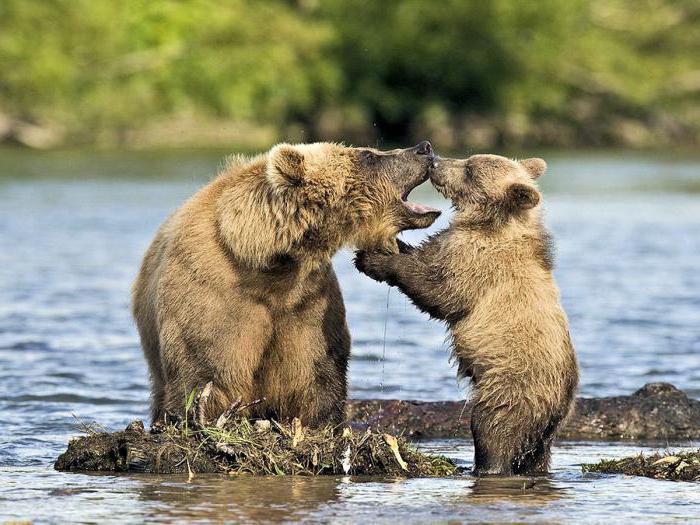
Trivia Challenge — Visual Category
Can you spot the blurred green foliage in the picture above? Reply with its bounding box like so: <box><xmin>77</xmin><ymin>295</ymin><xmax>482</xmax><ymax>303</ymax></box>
<box><xmin>0</xmin><ymin>0</ymin><xmax>698</xmax><ymax>149</ymax></box>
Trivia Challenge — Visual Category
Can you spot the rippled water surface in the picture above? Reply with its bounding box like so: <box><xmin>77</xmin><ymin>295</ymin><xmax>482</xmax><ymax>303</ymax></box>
<box><xmin>1</xmin><ymin>149</ymin><xmax>699</xmax><ymax>523</ymax></box>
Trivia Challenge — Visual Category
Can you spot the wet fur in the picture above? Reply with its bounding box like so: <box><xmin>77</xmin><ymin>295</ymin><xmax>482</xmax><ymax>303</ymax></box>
<box><xmin>356</xmin><ymin>154</ymin><xmax>579</xmax><ymax>475</ymax></box>
<box><xmin>132</xmin><ymin>142</ymin><xmax>438</xmax><ymax>426</ymax></box>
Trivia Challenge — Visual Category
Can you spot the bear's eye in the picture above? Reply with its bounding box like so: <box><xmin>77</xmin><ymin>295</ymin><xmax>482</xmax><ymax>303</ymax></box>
<box><xmin>361</xmin><ymin>150</ymin><xmax>378</xmax><ymax>161</ymax></box>
<box><xmin>360</xmin><ymin>150</ymin><xmax>381</xmax><ymax>169</ymax></box>
<box><xmin>464</xmin><ymin>166</ymin><xmax>473</xmax><ymax>181</ymax></box>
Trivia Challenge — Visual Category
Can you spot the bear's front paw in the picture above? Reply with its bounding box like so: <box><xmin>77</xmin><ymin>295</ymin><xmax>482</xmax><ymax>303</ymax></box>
<box><xmin>354</xmin><ymin>251</ymin><xmax>391</xmax><ymax>282</ymax></box>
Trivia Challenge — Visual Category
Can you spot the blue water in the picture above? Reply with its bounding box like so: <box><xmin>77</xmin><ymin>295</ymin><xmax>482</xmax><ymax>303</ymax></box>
<box><xmin>1</xmin><ymin>149</ymin><xmax>699</xmax><ymax>523</ymax></box>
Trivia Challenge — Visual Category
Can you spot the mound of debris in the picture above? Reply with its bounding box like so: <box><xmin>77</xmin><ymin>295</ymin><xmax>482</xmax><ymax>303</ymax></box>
<box><xmin>582</xmin><ymin>450</ymin><xmax>700</xmax><ymax>482</ymax></box>
<box><xmin>55</xmin><ymin>385</ymin><xmax>456</xmax><ymax>477</ymax></box>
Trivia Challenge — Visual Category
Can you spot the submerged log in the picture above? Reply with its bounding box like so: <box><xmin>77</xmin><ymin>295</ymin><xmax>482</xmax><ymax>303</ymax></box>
<box><xmin>348</xmin><ymin>383</ymin><xmax>700</xmax><ymax>441</ymax></box>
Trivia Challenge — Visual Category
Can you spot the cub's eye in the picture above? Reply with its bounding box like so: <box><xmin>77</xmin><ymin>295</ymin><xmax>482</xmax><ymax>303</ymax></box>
<box><xmin>464</xmin><ymin>166</ymin><xmax>473</xmax><ymax>180</ymax></box>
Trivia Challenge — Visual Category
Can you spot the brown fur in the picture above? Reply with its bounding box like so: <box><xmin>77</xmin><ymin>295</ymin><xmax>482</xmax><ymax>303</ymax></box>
<box><xmin>132</xmin><ymin>142</ymin><xmax>439</xmax><ymax>426</ymax></box>
<box><xmin>355</xmin><ymin>154</ymin><xmax>579</xmax><ymax>475</ymax></box>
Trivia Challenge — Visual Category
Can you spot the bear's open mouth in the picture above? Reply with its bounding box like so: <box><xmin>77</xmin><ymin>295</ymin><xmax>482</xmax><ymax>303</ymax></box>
<box><xmin>401</xmin><ymin>178</ymin><xmax>440</xmax><ymax>216</ymax></box>
<box><xmin>403</xmin><ymin>200</ymin><xmax>440</xmax><ymax>215</ymax></box>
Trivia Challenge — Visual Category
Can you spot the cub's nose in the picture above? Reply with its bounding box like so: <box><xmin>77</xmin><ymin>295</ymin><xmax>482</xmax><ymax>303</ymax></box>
<box><xmin>415</xmin><ymin>140</ymin><xmax>433</xmax><ymax>156</ymax></box>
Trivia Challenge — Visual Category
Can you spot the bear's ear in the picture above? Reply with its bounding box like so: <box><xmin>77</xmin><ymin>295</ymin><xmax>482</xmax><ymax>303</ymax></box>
<box><xmin>519</xmin><ymin>158</ymin><xmax>547</xmax><ymax>179</ymax></box>
<box><xmin>267</xmin><ymin>143</ymin><xmax>306</xmax><ymax>188</ymax></box>
<box><xmin>503</xmin><ymin>183</ymin><xmax>540</xmax><ymax>212</ymax></box>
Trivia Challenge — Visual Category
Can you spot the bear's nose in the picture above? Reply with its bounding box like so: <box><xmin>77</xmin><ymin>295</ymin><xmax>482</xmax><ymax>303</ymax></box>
<box><xmin>415</xmin><ymin>140</ymin><xmax>433</xmax><ymax>156</ymax></box>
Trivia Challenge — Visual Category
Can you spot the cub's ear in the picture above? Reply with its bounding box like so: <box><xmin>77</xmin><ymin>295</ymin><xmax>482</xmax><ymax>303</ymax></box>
<box><xmin>267</xmin><ymin>143</ymin><xmax>305</xmax><ymax>188</ymax></box>
<box><xmin>519</xmin><ymin>158</ymin><xmax>547</xmax><ymax>179</ymax></box>
<box><xmin>504</xmin><ymin>183</ymin><xmax>540</xmax><ymax>212</ymax></box>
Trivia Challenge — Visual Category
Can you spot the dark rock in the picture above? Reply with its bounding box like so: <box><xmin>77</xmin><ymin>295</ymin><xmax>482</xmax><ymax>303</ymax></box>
<box><xmin>347</xmin><ymin>399</ymin><xmax>471</xmax><ymax>439</ymax></box>
<box><xmin>347</xmin><ymin>383</ymin><xmax>700</xmax><ymax>441</ymax></box>
<box><xmin>560</xmin><ymin>382</ymin><xmax>700</xmax><ymax>441</ymax></box>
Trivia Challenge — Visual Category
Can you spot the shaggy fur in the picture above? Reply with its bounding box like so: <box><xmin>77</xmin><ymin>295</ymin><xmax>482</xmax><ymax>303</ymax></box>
<box><xmin>355</xmin><ymin>154</ymin><xmax>579</xmax><ymax>475</ymax></box>
<box><xmin>132</xmin><ymin>142</ymin><xmax>439</xmax><ymax>426</ymax></box>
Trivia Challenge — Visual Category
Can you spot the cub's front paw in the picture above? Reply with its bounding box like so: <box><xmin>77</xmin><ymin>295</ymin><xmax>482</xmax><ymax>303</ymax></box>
<box><xmin>354</xmin><ymin>250</ymin><xmax>391</xmax><ymax>282</ymax></box>
<box><xmin>395</xmin><ymin>238</ymin><xmax>416</xmax><ymax>254</ymax></box>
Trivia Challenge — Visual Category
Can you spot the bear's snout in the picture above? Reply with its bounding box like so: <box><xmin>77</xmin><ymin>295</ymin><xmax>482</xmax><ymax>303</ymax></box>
<box><xmin>414</xmin><ymin>140</ymin><xmax>434</xmax><ymax>157</ymax></box>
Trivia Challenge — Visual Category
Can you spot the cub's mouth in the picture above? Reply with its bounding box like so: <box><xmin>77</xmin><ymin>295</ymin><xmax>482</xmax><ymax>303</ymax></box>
<box><xmin>428</xmin><ymin>156</ymin><xmax>452</xmax><ymax>198</ymax></box>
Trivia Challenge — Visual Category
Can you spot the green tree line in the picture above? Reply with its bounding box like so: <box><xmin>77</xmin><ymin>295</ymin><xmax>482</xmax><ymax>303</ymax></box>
<box><xmin>0</xmin><ymin>0</ymin><xmax>698</xmax><ymax>149</ymax></box>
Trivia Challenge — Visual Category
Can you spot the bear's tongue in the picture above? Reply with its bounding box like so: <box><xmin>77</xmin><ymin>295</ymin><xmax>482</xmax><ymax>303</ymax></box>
<box><xmin>403</xmin><ymin>201</ymin><xmax>440</xmax><ymax>215</ymax></box>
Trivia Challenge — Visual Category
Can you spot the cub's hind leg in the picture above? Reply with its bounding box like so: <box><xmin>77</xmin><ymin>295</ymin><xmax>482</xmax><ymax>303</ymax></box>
<box><xmin>471</xmin><ymin>403</ymin><xmax>519</xmax><ymax>476</ymax></box>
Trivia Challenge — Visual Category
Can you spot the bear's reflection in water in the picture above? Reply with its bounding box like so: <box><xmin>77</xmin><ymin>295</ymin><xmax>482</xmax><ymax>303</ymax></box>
<box><xmin>134</xmin><ymin>474</ymin><xmax>342</xmax><ymax>522</ymax></box>
<box><xmin>131</xmin><ymin>473</ymin><xmax>564</xmax><ymax>522</ymax></box>
<box><xmin>466</xmin><ymin>476</ymin><xmax>566</xmax><ymax>504</ymax></box>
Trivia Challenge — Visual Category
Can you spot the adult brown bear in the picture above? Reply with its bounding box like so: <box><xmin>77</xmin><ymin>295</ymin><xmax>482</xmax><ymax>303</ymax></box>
<box><xmin>132</xmin><ymin>141</ymin><xmax>440</xmax><ymax>426</ymax></box>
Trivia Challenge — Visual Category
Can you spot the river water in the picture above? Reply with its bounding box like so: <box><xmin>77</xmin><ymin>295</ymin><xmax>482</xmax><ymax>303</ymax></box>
<box><xmin>1</xmin><ymin>149</ymin><xmax>699</xmax><ymax>523</ymax></box>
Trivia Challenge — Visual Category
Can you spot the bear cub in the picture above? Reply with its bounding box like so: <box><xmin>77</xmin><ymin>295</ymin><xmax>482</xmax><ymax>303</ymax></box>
<box><xmin>355</xmin><ymin>154</ymin><xmax>579</xmax><ymax>476</ymax></box>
